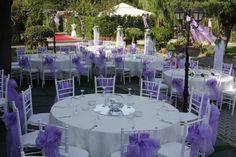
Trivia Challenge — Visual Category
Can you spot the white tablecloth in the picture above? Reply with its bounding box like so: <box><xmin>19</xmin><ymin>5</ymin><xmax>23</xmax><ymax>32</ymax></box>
<box><xmin>50</xmin><ymin>94</ymin><xmax>180</xmax><ymax>157</ymax></box>
<box><xmin>163</xmin><ymin>69</ymin><xmax>234</xmax><ymax>92</ymax></box>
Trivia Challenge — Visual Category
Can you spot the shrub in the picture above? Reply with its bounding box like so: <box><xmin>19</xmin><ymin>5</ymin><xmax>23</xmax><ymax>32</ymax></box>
<box><xmin>125</xmin><ymin>27</ymin><xmax>143</xmax><ymax>43</ymax></box>
<box><xmin>24</xmin><ymin>25</ymin><xmax>54</xmax><ymax>49</ymax></box>
<box><xmin>151</xmin><ymin>27</ymin><xmax>172</xmax><ymax>50</ymax></box>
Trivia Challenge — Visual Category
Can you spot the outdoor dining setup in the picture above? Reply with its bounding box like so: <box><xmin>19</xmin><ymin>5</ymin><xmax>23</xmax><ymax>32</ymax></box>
<box><xmin>1</xmin><ymin>1</ymin><xmax>236</xmax><ymax>157</ymax></box>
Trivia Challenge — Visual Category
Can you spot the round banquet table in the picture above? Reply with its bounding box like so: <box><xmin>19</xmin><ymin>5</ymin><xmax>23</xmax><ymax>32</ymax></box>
<box><xmin>163</xmin><ymin>68</ymin><xmax>234</xmax><ymax>92</ymax></box>
<box><xmin>50</xmin><ymin>94</ymin><xmax>180</xmax><ymax>157</ymax></box>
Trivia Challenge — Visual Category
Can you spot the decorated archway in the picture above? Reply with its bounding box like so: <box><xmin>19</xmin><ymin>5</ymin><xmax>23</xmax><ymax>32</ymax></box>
<box><xmin>52</xmin><ymin>10</ymin><xmax>85</xmax><ymax>38</ymax></box>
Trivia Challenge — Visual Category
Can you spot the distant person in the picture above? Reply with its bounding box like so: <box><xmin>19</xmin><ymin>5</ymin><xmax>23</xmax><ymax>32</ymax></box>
<box><xmin>71</xmin><ymin>23</ymin><xmax>77</xmax><ymax>38</ymax></box>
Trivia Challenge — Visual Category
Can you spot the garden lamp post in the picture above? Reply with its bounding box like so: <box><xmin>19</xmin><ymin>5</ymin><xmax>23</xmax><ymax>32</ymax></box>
<box><xmin>174</xmin><ymin>7</ymin><xmax>204</xmax><ymax>112</ymax></box>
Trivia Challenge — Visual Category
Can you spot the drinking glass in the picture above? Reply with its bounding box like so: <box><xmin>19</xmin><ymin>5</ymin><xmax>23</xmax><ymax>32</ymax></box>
<box><xmin>127</xmin><ymin>88</ymin><xmax>132</xmax><ymax>96</ymax></box>
<box><xmin>80</xmin><ymin>89</ymin><xmax>85</xmax><ymax>98</ymax></box>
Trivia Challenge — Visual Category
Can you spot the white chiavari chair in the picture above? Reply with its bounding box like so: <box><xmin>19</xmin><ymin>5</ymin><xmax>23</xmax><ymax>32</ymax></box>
<box><xmin>114</xmin><ymin>56</ymin><xmax>131</xmax><ymax>84</ymax></box>
<box><xmin>140</xmin><ymin>79</ymin><xmax>161</xmax><ymax>100</ymax></box>
<box><xmin>55</xmin><ymin>77</ymin><xmax>75</xmax><ymax>102</ymax></box>
<box><xmin>94</xmin><ymin>76</ymin><xmax>116</xmax><ymax>94</ymax></box>
<box><xmin>0</xmin><ymin>72</ymin><xmax>9</xmax><ymax>116</ymax></box>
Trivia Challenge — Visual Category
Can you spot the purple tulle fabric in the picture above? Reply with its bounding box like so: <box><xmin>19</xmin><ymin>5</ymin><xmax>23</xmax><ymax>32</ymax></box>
<box><xmin>117</xmin><ymin>47</ymin><xmax>124</xmax><ymax>55</ymax></box>
<box><xmin>190</xmin><ymin>18</ymin><xmax>216</xmax><ymax>44</ymax></box>
<box><xmin>209</xmin><ymin>105</ymin><xmax>220</xmax><ymax>145</ymax></box>
<box><xmin>2</xmin><ymin>112</ymin><xmax>20</xmax><ymax>157</ymax></box>
<box><xmin>96</xmin><ymin>53</ymin><xmax>105</xmax><ymax>75</ymax></box>
<box><xmin>189</xmin><ymin>60</ymin><xmax>198</xmax><ymax>69</ymax></box>
<box><xmin>97</xmin><ymin>75</ymin><xmax>114</xmax><ymax>92</ymax></box>
<box><xmin>43</xmin><ymin>56</ymin><xmax>56</xmax><ymax>75</ymax></box>
<box><xmin>206</xmin><ymin>79</ymin><xmax>221</xmax><ymax>103</ymax></box>
<box><xmin>129</xmin><ymin>43</ymin><xmax>137</xmax><ymax>54</ymax></box>
<box><xmin>126</xmin><ymin>133</ymin><xmax>160</xmax><ymax>157</ymax></box>
<box><xmin>19</xmin><ymin>56</ymin><xmax>30</xmax><ymax>69</ymax></box>
<box><xmin>7</xmin><ymin>79</ymin><xmax>25</xmax><ymax>131</ymax></box>
<box><xmin>89</xmin><ymin>53</ymin><xmax>96</xmax><ymax>64</ymax></box>
<box><xmin>187</xmin><ymin>124</ymin><xmax>214</xmax><ymax>157</ymax></box>
<box><xmin>143</xmin><ymin>70</ymin><xmax>154</xmax><ymax>81</ymax></box>
<box><xmin>36</xmin><ymin>125</ymin><xmax>62</xmax><ymax>157</ymax></box>
<box><xmin>172</xmin><ymin>78</ymin><xmax>183</xmax><ymax>100</ymax></box>
<box><xmin>72</xmin><ymin>56</ymin><xmax>87</xmax><ymax>75</ymax></box>
<box><xmin>175</xmin><ymin>54</ymin><xmax>185</xmax><ymax>69</ymax></box>
<box><xmin>114</xmin><ymin>57</ymin><xmax>123</xmax><ymax>69</ymax></box>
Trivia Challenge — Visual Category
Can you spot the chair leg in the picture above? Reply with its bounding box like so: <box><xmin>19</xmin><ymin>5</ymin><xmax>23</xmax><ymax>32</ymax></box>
<box><xmin>20</xmin><ymin>71</ymin><xmax>22</xmax><ymax>86</ymax></box>
<box><xmin>30</xmin><ymin>73</ymin><xmax>33</xmax><ymax>88</ymax></box>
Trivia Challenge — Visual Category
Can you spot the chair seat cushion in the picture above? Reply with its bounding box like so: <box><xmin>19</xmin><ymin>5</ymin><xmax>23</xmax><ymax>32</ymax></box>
<box><xmin>43</xmin><ymin>69</ymin><xmax>58</xmax><ymax>73</ymax></box>
<box><xmin>158</xmin><ymin>142</ymin><xmax>190</xmax><ymax>157</ymax></box>
<box><xmin>22</xmin><ymin>131</ymin><xmax>40</xmax><ymax>147</ymax></box>
<box><xmin>110</xmin><ymin>151</ymin><xmax>120</xmax><ymax>157</ymax></box>
<box><xmin>222</xmin><ymin>89</ymin><xmax>236</xmax><ymax>96</ymax></box>
<box><xmin>59</xmin><ymin>146</ymin><xmax>89</xmax><ymax>157</ymax></box>
<box><xmin>179</xmin><ymin>112</ymin><xmax>198</xmax><ymax>122</ymax></box>
<box><xmin>28</xmin><ymin>113</ymin><xmax>50</xmax><ymax>125</ymax></box>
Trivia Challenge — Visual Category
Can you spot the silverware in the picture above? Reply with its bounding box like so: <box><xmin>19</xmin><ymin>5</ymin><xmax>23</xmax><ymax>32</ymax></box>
<box><xmin>89</xmin><ymin>125</ymin><xmax>98</xmax><ymax>131</ymax></box>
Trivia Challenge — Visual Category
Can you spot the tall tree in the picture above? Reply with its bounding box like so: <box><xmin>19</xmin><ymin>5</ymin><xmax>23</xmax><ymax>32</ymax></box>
<box><xmin>0</xmin><ymin>0</ymin><xmax>13</xmax><ymax>74</ymax></box>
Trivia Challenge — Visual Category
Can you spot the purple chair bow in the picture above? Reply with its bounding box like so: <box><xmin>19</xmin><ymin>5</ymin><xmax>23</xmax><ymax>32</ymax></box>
<box><xmin>19</xmin><ymin>56</ymin><xmax>30</xmax><ymax>69</ymax></box>
<box><xmin>72</xmin><ymin>56</ymin><xmax>87</xmax><ymax>75</ymax></box>
<box><xmin>172</xmin><ymin>78</ymin><xmax>184</xmax><ymax>100</ymax></box>
<box><xmin>187</xmin><ymin>124</ymin><xmax>214</xmax><ymax>157</ymax></box>
<box><xmin>88</xmin><ymin>53</ymin><xmax>96</xmax><ymax>64</ymax></box>
<box><xmin>43</xmin><ymin>56</ymin><xmax>56</xmax><ymax>75</ymax></box>
<box><xmin>130</xmin><ymin>44</ymin><xmax>137</xmax><ymax>54</ymax></box>
<box><xmin>114</xmin><ymin>57</ymin><xmax>123</xmax><ymax>69</ymax></box>
<box><xmin>127</xmin><ymin>133</ymin><xmax>160</xmax><ymax>157</ymax></box>
<box><xmin>97</xmin><ymin>75</ymin><xmax>114</xmax><ymax>92</ymax></box>
<box><xmin>96</xmin><ymin>54</ymin><xmax>105</xmax><ymax>75</ymax></box>
<box><xmin>206</xmin><ymin>79</ymin><xmax>221</xmax><ymax>103</ymax></box>
<box><xmin>2</xmin><ymin>112</ymin><xmax>20</xmax><ymax>157</ymax></box>
<box><xmin>36</xmin><ymin>125</ymin><xmax>62</xmax><ymax>157</ymax></box>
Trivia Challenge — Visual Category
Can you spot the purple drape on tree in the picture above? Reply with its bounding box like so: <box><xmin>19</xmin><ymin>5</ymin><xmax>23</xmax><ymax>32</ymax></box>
<box><xmin>127</xmin><ymin>133</ymin><xmax>160</xmax><ymax>157</ymax></box>
<box><xmin>187</xmin><ymin>124</ymin><xmax>214</xmax><ymax>157</ymax></box>
<box><xmin>2</xmin><ymin>112</ymin><xmax>20</xmax><ymax>157</ymax></box>
<box><xmin>36</xmin><ymin>125</ymin><xmax>62</xmax><ymax>157</ymax></box>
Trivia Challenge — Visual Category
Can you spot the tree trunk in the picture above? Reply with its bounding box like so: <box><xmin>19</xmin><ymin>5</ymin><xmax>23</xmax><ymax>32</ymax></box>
<box><xmin>0</xmin><ymin>0</ymin><xmax>13</xmax><ymax>75</ymax></box>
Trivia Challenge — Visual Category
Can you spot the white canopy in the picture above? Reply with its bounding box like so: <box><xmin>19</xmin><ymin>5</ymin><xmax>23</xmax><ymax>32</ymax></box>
<box><xmin>98</xmin><ymin>3</ymin><xmax>153</xmax><ymax>17</ymax></box>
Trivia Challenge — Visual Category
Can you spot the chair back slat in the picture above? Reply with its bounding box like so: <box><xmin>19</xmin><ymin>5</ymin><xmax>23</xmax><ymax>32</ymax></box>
<box><xmin>22</xmin><ymin>86</ymin><xmax>33</xmax><ymax>133</ymax></box>
<box><xmin>55</xmin><ymin>78</ymin><xmax>75</xmax><ymax>101</ymax></box>
<box><xmin>140</xmin><ymin>79</ymin><xmax>161</xmax><ymax>100</ymax></box>
<box><xmin>189</xmin><ymin>88</ymin><xmax>205</xmax><ymax>119</ymax></box>
<box><xmin>95</xmin><ymin>76</ymin><xmax>115</xmax><ymax>94</ymax></box>
<box><xmin>222</xmin><ymin>63</ymin><xmax>233</xmax><ymax>75</ymax></box>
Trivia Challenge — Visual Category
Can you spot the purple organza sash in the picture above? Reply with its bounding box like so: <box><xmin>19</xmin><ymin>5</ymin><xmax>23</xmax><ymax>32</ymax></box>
<box><xmin>187</xmin><ymin>124</ymin><xmax>214</xmax><ymax>157</ymax></box>
<box><xmin>97</xmin><ymin>75</ymin><xmax>113</xmax><ymax>92</ymax></box>
<box><xmin>126</xmin><ymin>133</ymin><xmax>160</xmax><ymax>157</ymax></box>
<box><xmin>7</xmin><ymin>79</ymin><xmax>25</xmax><ymax>131</ymax></box>
<box><xmin>43</xmin><ymin>56</ymin><xmax>56</xmax><ymax>75</ymax></box>
<box><xmin>88</xmin><ymin>53</ymin><xmax>96</xmax><ymax>64</ymax></box>
<box><xmin>209</xmin><ymin>105</ymin><xmax>220</xmax><ymax>145</ymax></box>
<box><xmin>114</xmin><ymin>57</ymin><xmax>123</xmax><ymax>69</ymax></box>
<box><xmin>2</xmin><ymin>112</ymin><xmax>20</xmax><ymax>157</ymax></box>
<box><xmin>130</xmin><ymin>43</ymin><xmax>137</xmax><ymax>54</ymax></box>
<box><xmin>36</xmin><ymin>125</ymin><xmax>62</xmax><ymax>157</ymax></box>
<box><xmin>72</xmin><ymin>56</ymin><xmax>87</xmax><ymax>75</ymax></box>
<box><xmin>206</xmin><ymin>79</ymin><xmax>221</xmax><ymax>102</ymax></box>
<box><xmin>19</xmin><ymin>56</ymin><xmax>30</xmax><ymax>69</ymax></box>
<box><xmin>172</xmin><ymin>78</ymin><xmax>183</xmax><ymax>101</ymax></box>
<box><xmin>117</xmin><ymin>47</ymin><xmax>124</xmax><ymax>55</ymax></box>
<box><xmin>96</xmin><ymin>54</ymin><xmax>105</xmax><ymax>75</ymax></box>
<box><xmin>143</xmin><ymin>70</ymin><xmax>154</xmax><ymax>81</ymax></box>
<box><xmin>190</xmin><ymin>60</ymin><xmax>198</xmax><ymax>69</ymax></box>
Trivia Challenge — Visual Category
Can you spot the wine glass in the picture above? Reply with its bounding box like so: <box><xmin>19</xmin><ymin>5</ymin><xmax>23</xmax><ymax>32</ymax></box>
<box><xmin>102</xmin><ymin>86</ymin><xmax>106</xmax><ymax>96</ymax></box>
<box><xmin>80</xmin><ymin>89</ymin><xmax>85</xmax><ymax>98</ymax></box>
<box><xmin>127</xmin><ymin>88</ymin><xmax>132</xmax><ymax>96</ymax></box>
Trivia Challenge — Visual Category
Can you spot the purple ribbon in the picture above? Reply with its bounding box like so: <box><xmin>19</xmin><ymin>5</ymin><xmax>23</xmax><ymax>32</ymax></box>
<box><xmin>36</xmin><ymin>125</ymin><xmax>62</xmax><ymax>157</ymax></box>
<box><xmin>209</xmin><ymin>105</ymin><xmax>220</xmax><ymax>145</ymax></box>
<box><xmin>7</xmin><ymin>79</ymin><xmax>25</xmax><ymax>131</ymax></box>
<box><xmin>114</xmin><ymin>57</ymin><xmax>123</xmax><ymax>69</ymax></box>
<box><xmin>129</xmin><ymin>43</ymin><xmax>137</xmax><ymax>54</ymax></box>
<box><xmin>127</xmin><ymin>133</ymin><xmax>160</xmax><ymax>157</ymax></box>
<box><xmin>88</xmin><ymin>53</ymin><xmax>96</xmax><ymax>64</ymax></box>
<box><xmin>187</xmin><ymin>124</ymin><xmax>214</xmax><ymax>157</ymax></box>
<box><xmin>2</xmin><ymin>112</ymin><xmax>20</xmax><ymax>157</ymax></box>
<box><xmin>43</xmin><ymin>56</ymin><xmax>56</xmax><ymax>75</ymax></box>
<box><xmin>117</xmin><ymin>47</ymin><xmax>124</xmax><ymax>55</ymax></box>
<box><xmin>19</xmin><ymin>56</ymin><xmax>30</xmax><ymax>69</ymax></box>
<box><xmin>72</xmin><ymin>56</ymin><xmax>87</xmax><ymax>75</ymax></box>
<box><xmin>206</xmin><ymin>79</ymin><xmax>221</xmax><ymax>103</ymax></box>
<box><xmin>57</xmin><ymin>81</ymin><xmax>73</xmax><ymax>101</ymax></box>
<box><xmin>172</xmin><ymin>78</ymin><xmax>183</xmax><ymax>101</ymax></box>
<box><xmin>96</xmin><ymin>54</ymin><xmax>105</xmax><ymax>75</ymax></box>
<box><xmin>97</xmin><ymin>75</ymin><xmax>114</xmax><ymax>92</ymax></box>
<box><xmin>143</xmin><ymin>70</ymin><xmax>154</xmax><ymax>81</ymax></box>
<box><xmin>189</xmin><ymin>60</ymin><xmax>198</xmax><ymax>69</ymax></box>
